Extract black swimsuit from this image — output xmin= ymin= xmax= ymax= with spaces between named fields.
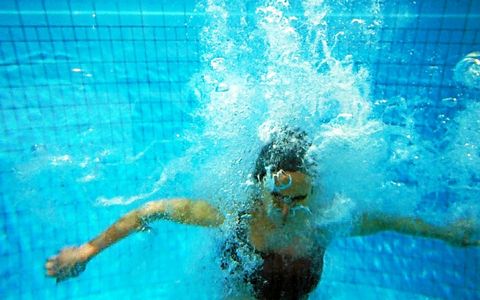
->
xmin=221 ymin=211 xmax=325 ymax=300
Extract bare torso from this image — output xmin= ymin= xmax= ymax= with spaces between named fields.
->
xmin=247 ymin=205 xmax=324 ymax=258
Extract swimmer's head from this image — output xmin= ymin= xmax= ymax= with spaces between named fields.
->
xmin=262 ymin=170 xmax=313 ymax=225
xmin=253 ymin=127 xmax=313 ymax=224
xmin=253 ymin=127 xmax=312 ymax=183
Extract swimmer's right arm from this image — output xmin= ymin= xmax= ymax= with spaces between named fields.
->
xmin=45 ymin=199 xmax=225 ymax=282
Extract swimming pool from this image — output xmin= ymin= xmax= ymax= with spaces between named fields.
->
xmin=1 ymin=0 xmax=479 ymax=299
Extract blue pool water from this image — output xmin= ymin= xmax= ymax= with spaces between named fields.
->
xmin=1 ymin=0 xmax=479 ymax=299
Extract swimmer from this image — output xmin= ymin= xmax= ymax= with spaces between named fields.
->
xmin=45 ymin=128 xmax=479 ymax=299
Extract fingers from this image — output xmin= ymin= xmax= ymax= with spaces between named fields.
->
xmin=45 ymin=247 xmax=88 ymax=282
xmin=45 ymin=258 xmax=54 ymax=271
xmin=45 ymin=248 xmax=69 ymax=276
xmin=45 ymin=255 xmax=65 ymax=277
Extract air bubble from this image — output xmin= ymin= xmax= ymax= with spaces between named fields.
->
xmin=441 ymin=97 xmax=458 ymax=108
xmin=215 ymin=82 xmax=230 ymax=92
xmin=454 ymin=52 xmax=480 ymax=90
xmin=210 ymin=57 xmax=226 ymax=71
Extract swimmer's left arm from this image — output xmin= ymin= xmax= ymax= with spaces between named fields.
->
xmin=352 ymin=213 xmax=480 ymax=247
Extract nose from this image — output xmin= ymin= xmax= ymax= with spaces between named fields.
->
xmin=281 ymin=203 xmax=290 ymax=223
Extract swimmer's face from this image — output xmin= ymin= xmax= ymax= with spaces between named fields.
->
xmin=261 ymin=170 xmax=312 ymax=224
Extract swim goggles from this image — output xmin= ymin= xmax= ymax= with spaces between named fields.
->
xmin=263 ymin=168 xmax=292 ymax=192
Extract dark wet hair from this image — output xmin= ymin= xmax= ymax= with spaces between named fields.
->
xmin=253 ymin=127 xmax=312 ymax=182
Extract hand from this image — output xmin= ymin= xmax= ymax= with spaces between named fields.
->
xmin=45 ymin=246 xmax=91 ymax=282
xmin=446 ymin=220 xmax=480 ymax=247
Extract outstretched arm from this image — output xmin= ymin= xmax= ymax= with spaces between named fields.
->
xmin=351 ymin=212 xmax=479 ymax=247
xmin=45 ymin=199 xmax=224 ymax=282
xmin=87 ymin=199 xmax=225 ymax=254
